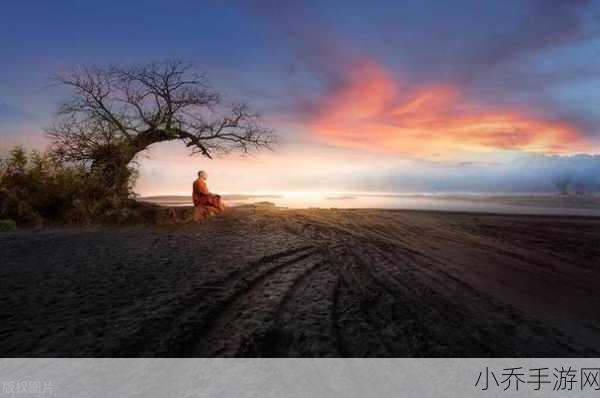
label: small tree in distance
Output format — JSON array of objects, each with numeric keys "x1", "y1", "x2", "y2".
[
  {"x1": 555, "y1": 175, "x2": 571, "y2": 195},
  {"x1": 47, "y1": 59, "x2": 276, "y2": 196}
]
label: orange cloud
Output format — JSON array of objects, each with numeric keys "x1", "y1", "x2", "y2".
[{"x1": 309, "y1": 61, "x2": 591, "y2": 158}]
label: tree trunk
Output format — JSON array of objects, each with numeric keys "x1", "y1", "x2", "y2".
[
  {"x1": 90, "y1": 144, "x2": 137, "y2": 198},
  {"x1": 90, "y1": 130, "x2": 176, "y2": 198}
]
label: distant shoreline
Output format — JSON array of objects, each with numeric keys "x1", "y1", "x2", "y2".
[
  {"x1": 141, "y1": 194, "x2": 283, "y2": 201},
  {"x1": 139, "y1": 192, "x2": 600, "y2": 216}
]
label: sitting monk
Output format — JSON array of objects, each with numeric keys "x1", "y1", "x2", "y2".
[{"x1": 192, "y1": 170, "x2": 225, "y2": 219}]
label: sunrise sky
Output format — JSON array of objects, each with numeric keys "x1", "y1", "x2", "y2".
[{"x1": 1, "y1": 0, "x2": 600, "y2": 195}]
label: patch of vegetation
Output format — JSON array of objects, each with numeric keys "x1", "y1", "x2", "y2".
[
  {"x1": 0, "y1": 146, "x2": 141, "y2": 226},
  {"x1": 0, "y1": 219, "x2": 16, "y2": 232}
]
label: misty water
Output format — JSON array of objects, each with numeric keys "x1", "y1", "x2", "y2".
[{"x1": 142, "y1": 192, "x2": 600, "y2": 217}]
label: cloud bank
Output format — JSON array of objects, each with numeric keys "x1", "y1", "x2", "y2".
[{"x1": 308, "y1": 61, "x2": 593, "y2": 159}]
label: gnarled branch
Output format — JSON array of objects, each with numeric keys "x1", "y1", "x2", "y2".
[{"x1": 48, "y1": 59, "x2": 277, "y2": 170}]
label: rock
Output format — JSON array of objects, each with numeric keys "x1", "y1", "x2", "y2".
[{"x1": 193, "y1": 206, "x2": 220, "y2": 221}]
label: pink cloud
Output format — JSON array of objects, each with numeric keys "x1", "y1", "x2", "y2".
[{"x1": 308, "y1": 60, "x2": 594, "y2": 159}]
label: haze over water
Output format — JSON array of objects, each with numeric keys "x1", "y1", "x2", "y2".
[{"x1": 143, "y1": 191, "x2": 600, "y2": 217}]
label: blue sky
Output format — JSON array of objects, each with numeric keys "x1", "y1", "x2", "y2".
[{"x1": 1, "y1": 0, "x2": 600, "y2": 194}]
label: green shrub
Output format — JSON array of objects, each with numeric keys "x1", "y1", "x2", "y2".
[
  {"x1": 0, "y1": 219, "x2": 16, "y2": 232},
  {"x1": 0, "y1": 146, "x2": 138, "y2": 225}
]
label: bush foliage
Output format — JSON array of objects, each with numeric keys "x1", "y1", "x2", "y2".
[
  {"x1": 0, "y1": 219, "x2": 17, "y2": 232},
  {"x1": 0, "y1": 146, "x2": 142, "y2": 225}
]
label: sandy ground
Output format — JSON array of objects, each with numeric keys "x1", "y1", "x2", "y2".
[{"x1": 1, "y1": 205, "x2": 600, "y2": 357}]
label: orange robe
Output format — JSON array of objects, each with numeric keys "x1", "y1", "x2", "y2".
[{"x1": 192, "y1": 179, "x2": 224, "y2": 212}]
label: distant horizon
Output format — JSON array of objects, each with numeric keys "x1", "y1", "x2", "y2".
[
  {"x1": 138, "y1": 190, "x2": 588, "y2": 199},
  {"x1": 139, "y1": 189, "x2": 600, "y2": 217}
]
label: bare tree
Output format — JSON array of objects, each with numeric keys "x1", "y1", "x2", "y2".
[{"x1": 47, "y1": 59, "x2": 276, "y2": 194}]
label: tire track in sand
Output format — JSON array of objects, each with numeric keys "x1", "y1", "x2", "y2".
[
  {"x1": 134, "y1": 246, "x2": 315, "y2": 356},
  {"x1": 255, "y1": 262, "x2": 341, "y2": 357},
  {"x1": 190, "y1": 254, "x2": 325, "y2": 357},
  {"x1": 280, "y1": 213, "x2": 398, "y2": 357}
]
